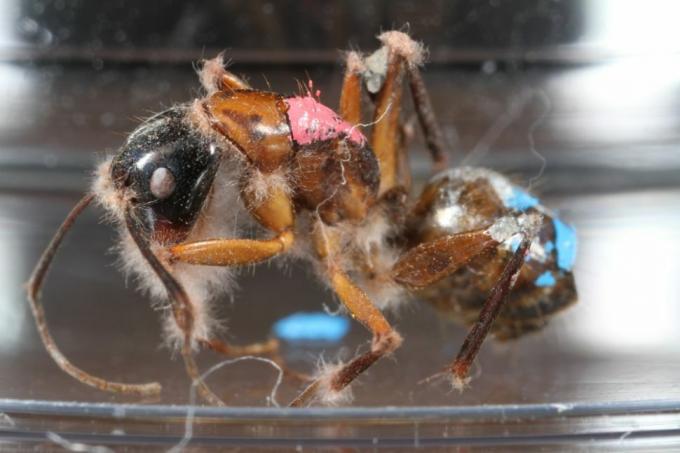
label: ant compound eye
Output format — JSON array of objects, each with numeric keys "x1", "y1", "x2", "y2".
[{"x1": 149, "y1": 167, "x2": 176, "y2": 200}]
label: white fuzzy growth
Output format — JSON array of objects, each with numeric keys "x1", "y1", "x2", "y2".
[
  {"x1": 198, "y1": 54, "x2": 226, "y2": 95},
  {"x1": 311, "y1": 360, "x2": 354, "y2": 406},
  {"x1": 344, "y1": 50, "x2": 366, "y2": 75},
  {"x1": 518, "y1": 212, "x2": 544, "y2": 238},
  {"x1": 433, "y1": 166, "x2": 515, "y2": 204},
  {"x1": 243, "y1": 168, "x2": 292, "y2": 207},
  {"x1": 325, "y1": 210, "x2": 408, "y2": 311},
  {"x1": 487, "y1": 216, "x2": 521, "y2": 243},
  {"x1": 435, "y1": 166, "x2": 551, "y2": 217},
  {"x1": 92, "y1": 154, "x2": 247, "y2": 350},
  {"x1": 451, "y1": 375, "x2": 472, "y2": 393},
  {"x1": 92, "y1": 157, "x2": 125, "y2": 222},
  {"x1": 187, "y1": 100, "x2": 216, "y2": 140},
  {"x1": 377, "y1": 30, "x2": 426, "y2": 67}
]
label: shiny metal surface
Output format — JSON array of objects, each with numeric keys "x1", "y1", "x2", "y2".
[{"x1": 1, "y1": 0, "x2": 680, "y2": 449}]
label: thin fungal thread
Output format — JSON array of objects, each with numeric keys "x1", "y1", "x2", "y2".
[
  {"x1": 527, "y1": 89, "x2": 551, "y2": 192},
  {"x1": 170, "y1": 356, "x2": 284, "y2": 452},
  {"x1": 462, "y1": 90, "x2": 532, "y2": 166},
  {"x1": 345, "y1": 99, "x2": 393, "y2": 140}
]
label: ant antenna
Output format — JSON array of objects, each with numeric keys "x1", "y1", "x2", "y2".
[{"x1": 26, "y1": 193, "x2": 161, "y2": 396}]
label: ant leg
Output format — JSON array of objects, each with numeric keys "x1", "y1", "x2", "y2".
[
  {"x1": 406, "y1": 64, "x2": 449, "y2": 171},
  {"x1": 449, "y1": 238, "x2": 531, "y2": 388},
  {"x1": 219, "y1": 71, "x2": 250, "y2": 91},
  {"x1": 370, "y1": 32, "x2": 412, "y2": 194},
  {"x1": 166, "y1": 186, "x2": 307, "y2": 383},
  {"x1": 338, "y1": 51, "x2": 365, "y2": 126},
  {"x1": 367, "y1": 31, "x2": 449, "y2": 191},
  {"x1": 169, "y1": 230, "x2": 293, "y2": 265},
  {"x1": 392, "y1": 229, "x2": 499, "y2": 289},
  {"x1": 126, "y1": 210, "x2": 225, "y2": 406},
  {"x1": 392, "y1": 222, "x2": 534, "y2": 389},
  {"x1": 289, "y1": 226, "x2": 403, "y2": 407},
  {"x1": 200, "y1": 54, "x2": 251, "y2": 93},
  {"x1": 169, "y1": 186, "x2": 295, "y2": 265}
]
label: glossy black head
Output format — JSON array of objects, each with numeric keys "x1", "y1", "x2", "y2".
[{"x1": 111, "y1": 106, "x2": 221, "y2": 244}]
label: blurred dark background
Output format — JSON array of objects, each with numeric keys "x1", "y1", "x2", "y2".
[{"x1": 12, "y1": 0, "x2": 587, "y2": 61}]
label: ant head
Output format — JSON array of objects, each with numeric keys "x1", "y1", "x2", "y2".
[{"x1": 111, "y1": 106, "x2": 222, "y2": 244}]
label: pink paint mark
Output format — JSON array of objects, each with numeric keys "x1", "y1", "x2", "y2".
[{"x1": 285, "y1": 95, "x2": 366, "y2": 146}]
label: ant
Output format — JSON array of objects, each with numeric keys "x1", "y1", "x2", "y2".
[{"x1": 27, "y1": 31, "x2": 577, "y2": 407}]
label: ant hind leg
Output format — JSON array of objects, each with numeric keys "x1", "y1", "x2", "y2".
[
  {"x1": 449, "y1": 238, "x2": 531, "y2": 389},
  {"x1": 393, "y1": 230, "x2": 532, "y2": 390}
]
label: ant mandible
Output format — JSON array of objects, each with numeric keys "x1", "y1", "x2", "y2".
[{"x1": 27, "y1": 31, "x2": 577, "y2": 407}]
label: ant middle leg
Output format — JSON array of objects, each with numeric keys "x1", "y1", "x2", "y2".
[{"x1": 338, "y1": 51, "x2": 365, "y2": 127}]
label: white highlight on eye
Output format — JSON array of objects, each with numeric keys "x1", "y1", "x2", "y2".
[{"x1": 150, "y1": 167, "x2": 176, "y2": 199}]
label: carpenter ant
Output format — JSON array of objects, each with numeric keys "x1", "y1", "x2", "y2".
[{"x1": 27, "y1": 31, "x2": 577, "y2": 407}]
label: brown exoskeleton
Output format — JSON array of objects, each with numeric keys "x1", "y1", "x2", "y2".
[{"x1": 27, "y1": 31, "x2": 577, "y2": 407}]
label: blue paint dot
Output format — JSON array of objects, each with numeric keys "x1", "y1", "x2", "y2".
[
  {"x1": 504, "y1": 186, "x2": 540, "y2": 212},
  {"x1": 544, "y1": 240, "x2": 555, "y2": 253},
  {"x1": 552, "y1": 218, "x2": 577, "y2": 271},
  {"x1": 534, "y1": 270, "x2": 557, "y2": 287},
  {"x1": 273, "y1": 312, "x2": 350, "y2": 343}
]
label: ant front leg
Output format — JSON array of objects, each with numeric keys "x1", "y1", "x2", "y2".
[
  {"x1": 169, "y1": 184, "x2": 295, "y2": 266},
  {"x1": 289, "y1": 224, "x2": 403, "y2": 407},
  {"x1": 167, "y1": 179, "x2": 303, "y2": 374}
]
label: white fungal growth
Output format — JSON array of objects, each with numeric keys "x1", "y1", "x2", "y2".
[
  {"x1": 451, "y1": 375, "x2": 472, "y2": 393},
  {"x1": 344, "y1": 50, "x2": 366, "y2": 75},
  {"x1": 487, "y1": 216, "x2": 521, "y2": 243},
  {"x1": 92, "y1": 153, "x2": 247, "y2": 350},
  {"x1": 311, "y1": 360, "x2": 355, "y2": 406},
  {"x1": 243, "y1": 167, "x2": 293, "y2": 207},
  {"x1": 198, "y1": 53, "x2": 227, "y2": 95},
  {"x1": 377, "y1": 30, "x2": 426, "y2": 67}
]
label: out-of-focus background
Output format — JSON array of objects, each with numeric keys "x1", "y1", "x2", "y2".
[{"x1": 1, "y1": 0, "x2": 680, "y2": 449}]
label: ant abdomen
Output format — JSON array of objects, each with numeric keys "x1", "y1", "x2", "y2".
[{"x1": 410, "y1": 167, "x2": 578, "y2": 340}]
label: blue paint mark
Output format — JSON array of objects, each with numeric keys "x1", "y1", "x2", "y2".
[
  {"x1": 544, "y1": 240, "x2": 555, "y2": 254},
  {"x1": 504, "y1": 186, "x2": 540, "y2": 212},
  {"x1": 273, "y1": 312, "x2": 350, "y2": 343},
  {"x1": 552, "y1": 218, "x2": 577, "y2": 271},
  {"x1": 534, "y1": 271, "x2": 557, "y2": 287}
]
